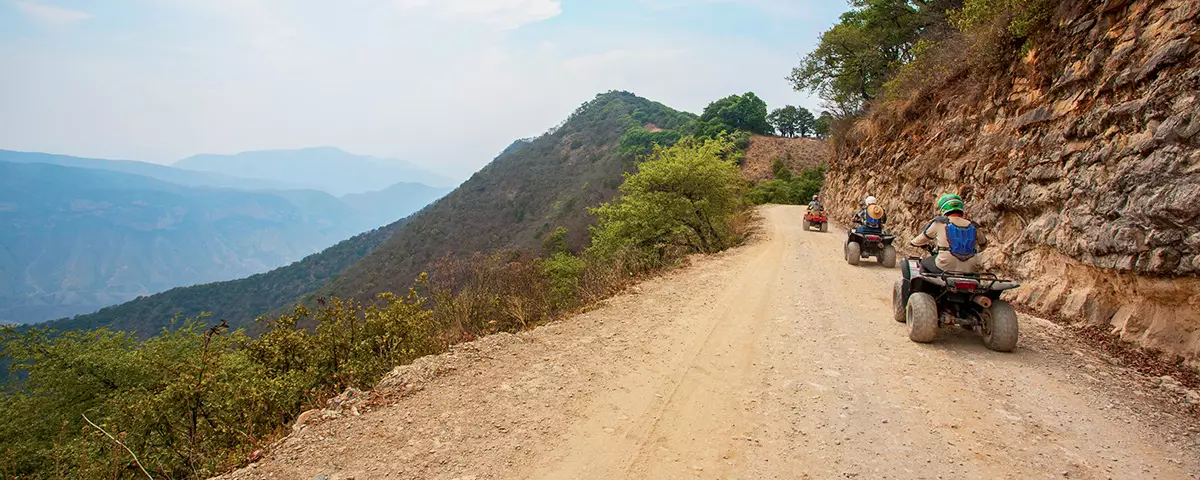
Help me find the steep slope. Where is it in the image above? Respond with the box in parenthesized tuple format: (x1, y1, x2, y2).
(823, 0, 1200, 364)
(0, 162, 365, 324)
(340, 182, 450, 230)
(176, 147, 453, 195)
(0, 150, 305, 191)
(324, 91, 697, 301)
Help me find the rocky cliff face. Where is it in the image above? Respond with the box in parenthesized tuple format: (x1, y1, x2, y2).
(824, 0, 1200, 365)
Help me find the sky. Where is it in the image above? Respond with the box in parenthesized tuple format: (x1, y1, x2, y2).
(0, 0, 845, 179)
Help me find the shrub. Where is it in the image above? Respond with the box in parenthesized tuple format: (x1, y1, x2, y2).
(541, 252, 587, 311)
(588, 135, 748, 266)
(950, 0, 1057, 72)
(747, 163, 826, 205)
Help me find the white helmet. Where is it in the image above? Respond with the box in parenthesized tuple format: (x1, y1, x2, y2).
(864, 196, 878, 205)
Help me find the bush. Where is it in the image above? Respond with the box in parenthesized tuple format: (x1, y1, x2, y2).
(949, 0, 1057, 72)
(541, 252, 587, 311)
(747, 163, 826, 205)
(588, 135, 748, 266)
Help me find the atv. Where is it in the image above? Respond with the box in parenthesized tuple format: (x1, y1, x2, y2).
(892, 254, 1021, 352)
(803, 208, 828, 232)
(844, 230, 897, 268)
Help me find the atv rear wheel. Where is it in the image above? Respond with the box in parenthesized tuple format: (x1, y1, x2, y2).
(892, 280, 907, 323)
(845, 242, 861, 265)
(906, 292, 938, 343)
(880, 246, 897, 269)
(982, 300, 1019, 352)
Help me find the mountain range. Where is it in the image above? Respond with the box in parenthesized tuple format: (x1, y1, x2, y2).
(40, 91, 694, 335)
(176, 147, 455, 195)
(0, 149, 449, 324)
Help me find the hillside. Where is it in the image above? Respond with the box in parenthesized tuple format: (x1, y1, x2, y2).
(1, 160, 445, 325)
(22, 92, 691, 336)
(740, 135, 828, 182)
(822, 0, 1200, 366)
(0, 161, 371, 324)
(176, 147, 454, 195)
(0, 149, 305, 191)
(323, 91, 697, 302)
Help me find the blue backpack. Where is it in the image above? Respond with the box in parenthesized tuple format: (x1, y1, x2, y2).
(945, 221, 978, 261)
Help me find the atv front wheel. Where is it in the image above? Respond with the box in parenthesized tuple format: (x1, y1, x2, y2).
(892, 280, 907, 323)
(906, 292, 938, 343)
(982, 300, 1019, 352)
(846, 242, 862, 265)
(880, 246, 897, 269)
(819, 222, 827, 232)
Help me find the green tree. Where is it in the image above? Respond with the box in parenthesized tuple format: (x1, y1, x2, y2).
(768, 106, 797, 137)
(589, 135, 747, 262)
(696, 93, 772, 138)
(768, 106, 818, 138)
(794, 107, 816, 137)
(788, 0, 956, 113)
(812, 112, 833, 139)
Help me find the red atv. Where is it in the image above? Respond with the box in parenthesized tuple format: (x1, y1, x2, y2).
(803, 207, 827, 232)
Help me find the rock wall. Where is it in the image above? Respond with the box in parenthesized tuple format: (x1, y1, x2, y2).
(824, 0, 1200, 365)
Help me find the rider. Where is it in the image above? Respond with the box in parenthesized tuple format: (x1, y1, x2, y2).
(851, 196, 886, 234)
(807, 195, 823, 213)
(910, 193, 988, 274)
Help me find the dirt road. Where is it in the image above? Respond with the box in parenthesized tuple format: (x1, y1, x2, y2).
(226, 205, 1200, 480)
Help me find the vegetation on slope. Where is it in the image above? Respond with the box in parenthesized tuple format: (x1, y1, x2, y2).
(0, 121, 757, 479)
(321, 91, 698, 303)
(790, 0, 1056, 118)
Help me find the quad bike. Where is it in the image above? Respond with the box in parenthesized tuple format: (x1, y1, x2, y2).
(892, 252, 1021, 352)
(803, 208, 828, 232)
(845, 229, 897, 268)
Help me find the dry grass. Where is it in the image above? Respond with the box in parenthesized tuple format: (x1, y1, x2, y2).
(741, 135, 829, 182)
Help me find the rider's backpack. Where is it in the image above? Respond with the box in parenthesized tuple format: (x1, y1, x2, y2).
(945, 222, 978, 261)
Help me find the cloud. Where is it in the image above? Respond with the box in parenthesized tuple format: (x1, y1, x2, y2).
(396, 0, 562, 29)
(13, 0, 91, 26)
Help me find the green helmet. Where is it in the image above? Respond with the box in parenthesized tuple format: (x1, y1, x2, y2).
(937, 193, 964, 215)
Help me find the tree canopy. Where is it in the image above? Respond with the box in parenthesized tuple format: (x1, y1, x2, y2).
(695, 92, 772, 138)
(788, 0, 959, 114)
(767, 105, 818, 138)
(589, 135, 747, 261)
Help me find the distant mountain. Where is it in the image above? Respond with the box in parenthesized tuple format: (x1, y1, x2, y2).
(0, 161, 413, 325)
(341, 182, 450, 230)
(38, 218, 409, 335)
(31, 91, 695, 337)
(175, 147, 454, 195)
(0, 150, 307, 191)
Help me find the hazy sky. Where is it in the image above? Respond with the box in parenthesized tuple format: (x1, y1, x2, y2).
(0, 0, 844, 179)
